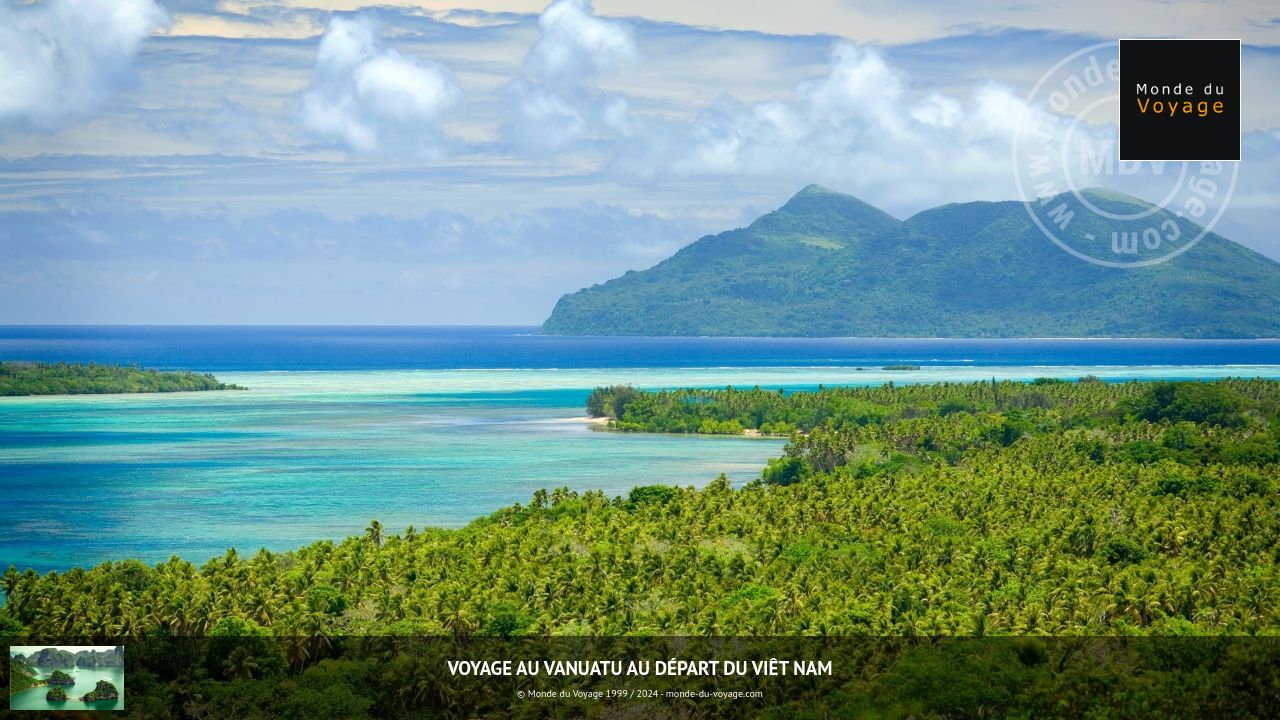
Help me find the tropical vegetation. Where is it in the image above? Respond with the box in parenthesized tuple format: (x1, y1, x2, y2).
(4, 378, 1278, 640)
(2, 377, 1278, 716)
(81, 679, 120, 701)
(541, 185, 1280, 337)
(0, 361, 244, 396)
(8, 658, 39, 694)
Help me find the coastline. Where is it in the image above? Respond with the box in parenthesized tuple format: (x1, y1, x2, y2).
(568, 416, 771, 437)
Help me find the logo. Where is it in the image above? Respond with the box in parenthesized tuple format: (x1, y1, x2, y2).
(1119, 39, 1241, 161)
(1012, 41, 1239, 268)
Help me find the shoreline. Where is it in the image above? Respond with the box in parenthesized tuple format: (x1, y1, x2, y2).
(11, 365, 1280, 401)
(569, 415, 781, 438)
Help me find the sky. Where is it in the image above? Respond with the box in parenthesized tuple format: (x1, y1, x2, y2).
(2, 0, 1279, 324)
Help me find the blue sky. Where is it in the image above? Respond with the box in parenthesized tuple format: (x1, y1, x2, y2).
(2, 0, 1279, 324)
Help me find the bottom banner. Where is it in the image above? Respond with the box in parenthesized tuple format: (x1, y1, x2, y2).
(4, 636, 1279, 718)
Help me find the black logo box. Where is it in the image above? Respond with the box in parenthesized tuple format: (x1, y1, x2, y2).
(1119, 38, 1241, 162)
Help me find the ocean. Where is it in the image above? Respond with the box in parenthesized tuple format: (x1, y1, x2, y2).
(3, 326, 1280, 573)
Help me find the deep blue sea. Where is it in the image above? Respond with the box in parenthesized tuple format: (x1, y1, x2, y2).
(3, 326, 1280, 574)
(5, 325, 1280, 370)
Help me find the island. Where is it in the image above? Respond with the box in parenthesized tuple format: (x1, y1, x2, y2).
(75, 647, 125, 668)
(0, 361, 245, 396)
(81, 679, 120, 702)
(17, 648, 75, 668)
(45, 669, 75, 685)
(45, 686, 67, 703)
(541, 185, 1280, 337)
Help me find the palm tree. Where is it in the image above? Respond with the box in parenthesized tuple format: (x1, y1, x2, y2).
(222, 646, 263, 680)
(366, 520, 386, 548)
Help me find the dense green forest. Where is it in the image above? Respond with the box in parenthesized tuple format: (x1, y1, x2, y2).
(7, 658, 39, 694)
(3, 378, 1278, 717)
(541, 185, 1280, 337)
(0, 361, 244, 396)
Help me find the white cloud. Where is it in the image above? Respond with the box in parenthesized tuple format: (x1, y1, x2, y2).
(524, 0, 635, 86)
(504, 0, 635, 153)
(595, 42, 1036, 211)
(910, 95, 962, 129)
(0, 0, 167, 129)
(299, 15, 462, 156)
(802, 44, 907, 137)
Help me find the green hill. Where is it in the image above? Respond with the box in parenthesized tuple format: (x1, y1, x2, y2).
(541, 185, 1280, 337)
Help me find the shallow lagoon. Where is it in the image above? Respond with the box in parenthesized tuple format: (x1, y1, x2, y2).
(0, 370, 791, 572)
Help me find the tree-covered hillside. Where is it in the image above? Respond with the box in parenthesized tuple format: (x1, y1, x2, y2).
(541, 186, 1280, 337)
(543, 185, 900, 336)
(8, 657, 40, 694)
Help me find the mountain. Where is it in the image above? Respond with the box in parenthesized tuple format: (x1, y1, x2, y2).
(75, 647, 124, 668)
(25, 648, 76, 668)
(22, 647, 124, 668)
(541, 185, 1280, 338)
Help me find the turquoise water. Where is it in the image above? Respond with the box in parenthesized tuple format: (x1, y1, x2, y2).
(1, 370, 792, 572)
(9, 665, 124, 711)
(5, 364, 1280, 573)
